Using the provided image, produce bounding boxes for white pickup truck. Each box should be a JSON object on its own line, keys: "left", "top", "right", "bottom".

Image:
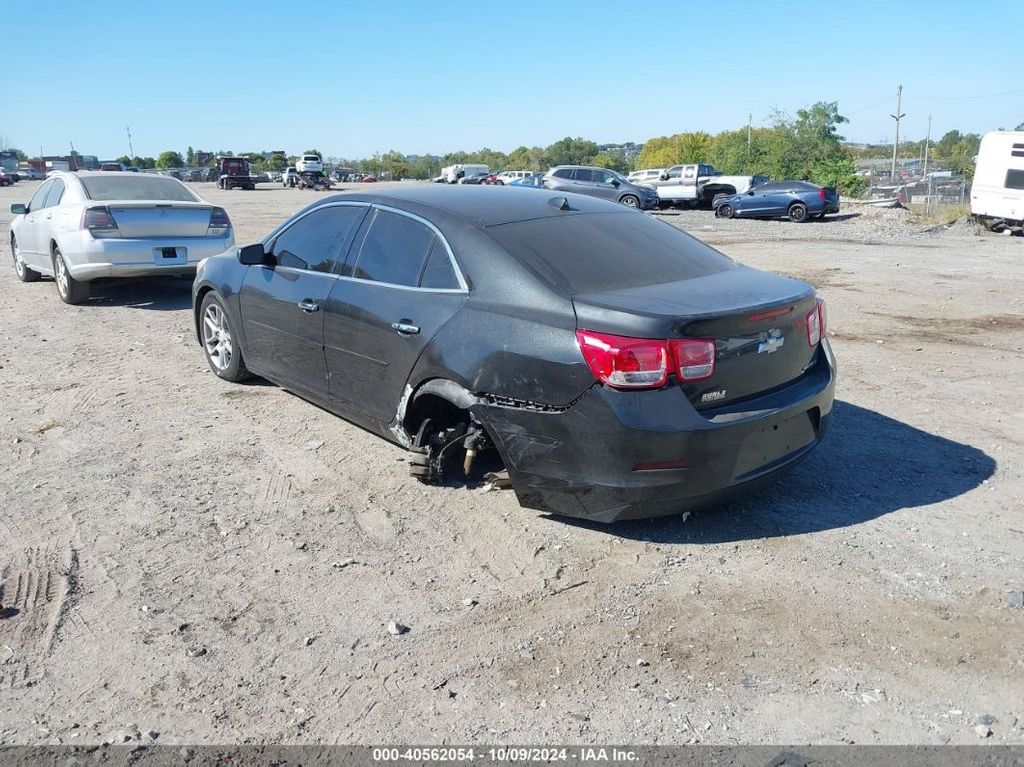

{"left": 654, "top": 163, "right": 767, "bottom": 207}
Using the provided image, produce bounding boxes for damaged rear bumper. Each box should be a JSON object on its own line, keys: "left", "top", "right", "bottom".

{"left": 476, "top": 343, "right": 836, "bottom": 524}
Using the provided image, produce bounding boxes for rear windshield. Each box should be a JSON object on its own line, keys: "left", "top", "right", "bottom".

{"left": 487, "top": 212, "right": 738, "bottom": 293}
{"left": 80, "top": 176, "right": 198, "bottom": 202}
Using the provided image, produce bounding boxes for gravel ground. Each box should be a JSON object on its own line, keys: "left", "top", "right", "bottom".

{"left": 0, "top": 181, "right": 1022, "bottom": 746}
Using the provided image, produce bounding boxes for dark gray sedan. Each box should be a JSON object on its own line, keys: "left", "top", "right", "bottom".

{"left": 714, "top": 181, "right": 840, "bottom": 222}
{"left": 192, "top": 186, "right": 834, "bottom": 523}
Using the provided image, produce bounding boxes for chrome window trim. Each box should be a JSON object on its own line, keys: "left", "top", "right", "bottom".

{"left": 259, "top": 200, "right": 469, "bottom": 293}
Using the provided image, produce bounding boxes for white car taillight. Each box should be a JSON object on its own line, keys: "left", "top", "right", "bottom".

{"left": 81, "top": 206, "right": 120, "bottom": 238}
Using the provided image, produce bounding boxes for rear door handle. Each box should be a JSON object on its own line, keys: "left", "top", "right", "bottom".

{"left": 391, "top": 321, "right": 420, "bottom": 335}
{"left": 297, "top": 300, "right": 319, "bottom": 312}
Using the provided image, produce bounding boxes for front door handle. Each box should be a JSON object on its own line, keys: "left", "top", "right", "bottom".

{"left": 297, "top": 300, "right": 319, "bottom": 312}
{"left": 391, "top": 320, "right": 420, "bottom": 335}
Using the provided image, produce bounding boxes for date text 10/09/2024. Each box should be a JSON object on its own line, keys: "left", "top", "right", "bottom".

{"left": 372, "top": 747, "right": 640, "bottom": 763}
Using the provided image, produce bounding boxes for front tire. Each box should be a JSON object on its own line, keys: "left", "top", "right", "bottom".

{"left": 11, "top": 236, "right": 40, "bottom": 282}
{"left": 788, "top": 203, "right": 809, "bottom": 223}
{"left": 620, "top": 194, "right": 640, "bottom": 208}
{"left": 717, "top": 203, "right": 734, "bottom": 219}
{"left": 53, "top": 248, "right": 88, "bottom": 304}
{"left": 200, "top": 292, "right": 250, "bottom": 382}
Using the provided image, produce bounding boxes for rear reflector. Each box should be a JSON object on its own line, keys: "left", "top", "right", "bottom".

{"left": 81, "top": 206, "right": 120, "bottom": 238}
{"left": 670, "top": 338, "right": 716, "bottom": 381}
{"left": 576, "top": 330, "right": 669, "bottom": 388}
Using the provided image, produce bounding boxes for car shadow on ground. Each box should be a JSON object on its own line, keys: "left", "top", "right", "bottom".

{"left": 80, "top": 276, "right": 193, "bottom": 311}
{"left": 554, "top": 400, "right": 996, "bottom": 544}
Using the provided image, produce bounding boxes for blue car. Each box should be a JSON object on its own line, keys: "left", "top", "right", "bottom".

{"left": 713, "top": 180, "right": 840, "bottom": 223}
{"left": 508, "top": 175, "right": 546, "bottom": 189}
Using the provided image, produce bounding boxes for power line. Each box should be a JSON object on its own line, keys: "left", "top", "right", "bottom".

{"left": 903, "top": 86, "right": 1024, "bottom": 101}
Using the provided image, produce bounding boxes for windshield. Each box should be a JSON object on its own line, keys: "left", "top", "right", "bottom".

{"left": 80, "top": 176, "right": 199, "bottom": 202}
{"left": 488, "top": 212, "right": 737, "bottom": 294}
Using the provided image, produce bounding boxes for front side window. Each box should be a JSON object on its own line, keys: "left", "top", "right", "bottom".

{"left": 353, "top": 210, "right": 435, "bottom": 287}
{"left": 272, "top": 205, "right": 366, "bottom": 273}
{"left": 28, "top": 180, "right": 53, "bottom": 211}
{"left": 553, "top": 169, "right": 572, "bottom": 179}
{"left": 43, "top": 180, "right": 65, "bottom": 208}
{"left": 667, "top": 166, "right": 682, "bottom": 179}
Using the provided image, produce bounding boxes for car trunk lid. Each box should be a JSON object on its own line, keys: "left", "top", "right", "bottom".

{"left": 572, "top": 268, "right": 820, "bottom": 409}
{"left": 103, "top": 201, "right": 213, "bottom": 238}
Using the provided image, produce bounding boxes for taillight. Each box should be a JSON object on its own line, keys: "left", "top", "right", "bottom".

{"left": 806, "top": 297, "right": 826, "bottom": 346}
{"left": 207, "top": 207, "right": 231, "bottom": 236}
{"left": 81, "top": 206, "right": 120, "bottom": 238}
{"left": 576, "top": 330, "right": 669, "bottom": 389}
{"left": 670, "top": 338, "right": 716, "bottom": 381}
{"left": 819, "top": 187, "right": 826, "bottom": 201}
{"left": 576, "top": 330, "right": 718, "bottom": 389}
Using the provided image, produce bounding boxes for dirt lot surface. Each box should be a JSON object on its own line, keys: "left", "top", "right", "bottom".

{"left": 1, "top": 181, "right": 1022, "bottom": 746}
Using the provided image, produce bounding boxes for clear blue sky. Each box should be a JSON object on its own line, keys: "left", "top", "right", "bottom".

{"left": 5, "top": 0, "right": 1022, "bottom": 160}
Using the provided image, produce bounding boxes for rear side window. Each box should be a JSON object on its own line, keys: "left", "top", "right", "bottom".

{"left": 572, "top": 169, "right": 594, "bottom": 182}
{"left": 1005, "top": 169, "right": 1024, "bottom": 190}
{"left": 488, "top": 212, "right": 738, "bottom": 293}
{"left": 272, "top": 205, "right": 366, "bottom": 273}
{"left": 80, "top": 176, "right": 198, "bottom": 202}
{"left": 353, "top": 210, "right": 435, "bottom": 287}
{"left": 43, "top": 179, "right": 65, "bottom": 207}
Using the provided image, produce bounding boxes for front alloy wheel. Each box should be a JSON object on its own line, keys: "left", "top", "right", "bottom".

{"left": 620, "top": 194, "right": 640, "bottom": 208}
{"left": 11, "top": 237, "right": 40, "bottom": 282}
{"left": 201, "top": 294, "right": 250, "bottom": 382}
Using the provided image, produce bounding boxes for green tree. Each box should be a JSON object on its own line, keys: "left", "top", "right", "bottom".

{"left": 156, "top": 151, "right": 184, "bottom": 168}
{"left": 133, "top": 156, "right": 157, "bottom": 169}
{"left": 931, "top": 130, "right": 981, "bottom": 180}
{"left": 186, "top": 146, "right": 195, "bottom": 165}
{"left": 590, "top": 152, "right": 629, "bottom": 174}
{"left": 470, "top": 147, "right": 508, "bottom": 171}
{"left": 115, "top": 155, "right": 133, "bottom": 166}
{"left": 380, "top": 150, "right": 409, "bottom": 180}
{"left": 544, "top": 136, "right": 599, "bottom": 167}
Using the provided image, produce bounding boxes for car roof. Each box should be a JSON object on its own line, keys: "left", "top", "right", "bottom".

{"left": 309, "top": 185, "right": 629, "bottom": 227}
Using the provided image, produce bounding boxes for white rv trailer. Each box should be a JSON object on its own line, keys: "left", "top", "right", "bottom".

{"left": 970, "top": 130, "right": 1024, "bottom": 227}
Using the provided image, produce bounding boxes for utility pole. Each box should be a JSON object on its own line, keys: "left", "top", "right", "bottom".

{"left": 126, "top": 125, "right": 134, "bottom": 158}
{"left": 922, "top": 113, "right": 931, "bottom": 180}
{"left": 890, "top": 84, "right": 905, "bottom": 182}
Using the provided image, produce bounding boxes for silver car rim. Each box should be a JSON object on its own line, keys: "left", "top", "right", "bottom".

{"left": 622, "top": 196, "right": 639, "bottom": 208}
{"left": 203, "top": 303, "right": 233, "bottom": 371}
{"left": 55, "top": 255, "right": 69, "bottom": 297}
{"left": 12, "top": 239, "right": 24, "bottom": 277}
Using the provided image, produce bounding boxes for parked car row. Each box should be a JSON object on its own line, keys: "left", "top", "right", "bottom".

{"left": 7, "top": 181, "right": 835, "bottom": 524}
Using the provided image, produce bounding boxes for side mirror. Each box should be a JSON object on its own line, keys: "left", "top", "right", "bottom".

{"left": 659, "top": 173, "right": 669, "bottom": 181}
{"left": 747, "top": 190, "right": 755, "bottom": 196}
{"left": 611, "top": 179, "right": 620, "bottom": 187}
{"left": 238, "top": 243, "right": 271, "bottom": 266}
{"left": 10, "top": 203, "right": 26, "bottom": 215}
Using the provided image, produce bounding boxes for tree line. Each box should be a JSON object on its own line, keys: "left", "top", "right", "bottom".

{"left": 7, "top": 102, "right": 1010, "bottom": 191}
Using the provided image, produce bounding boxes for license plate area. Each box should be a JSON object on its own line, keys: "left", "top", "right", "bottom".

{"left": 733, "top": 411, "right": 816, "bottom": 480}
{"left": 154, "top": 246, "right": 186, "bottom": 264}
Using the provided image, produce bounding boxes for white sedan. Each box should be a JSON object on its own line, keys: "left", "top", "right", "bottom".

{"left": 8, "top": 171, "right": 234, "bottom": 304}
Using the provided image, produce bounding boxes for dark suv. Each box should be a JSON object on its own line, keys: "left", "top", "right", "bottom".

{"left": 543, "top": 165, "right": 659, "bottom": 209}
